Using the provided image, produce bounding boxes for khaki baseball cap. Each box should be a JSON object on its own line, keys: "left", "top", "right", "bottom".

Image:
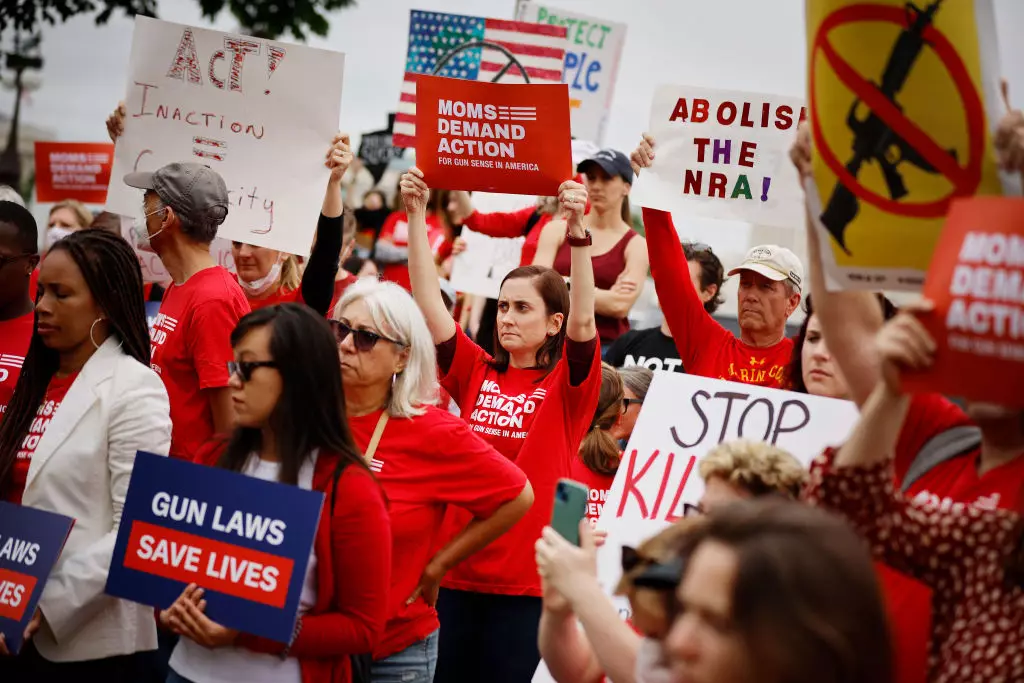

{"left": 124, "top": 162, "right": 229, "bottom": 227}
{"left": 727, "top": 245, "right": 804, "bottom": 291}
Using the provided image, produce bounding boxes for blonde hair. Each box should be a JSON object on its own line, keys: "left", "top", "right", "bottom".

{"left": 698, "top": 439, "right": 807, "bottom": 500}
{"left": 280, "top": 255, "right": 301, "bottom": 291}
{"left": 49, "top": 199, "right": 93, "bottom": 228}
{"left": 579, "top": 362, "right": 624, "bottom": 476}
{"left": 335, "top": 278, "right": 439, "bottom": 418}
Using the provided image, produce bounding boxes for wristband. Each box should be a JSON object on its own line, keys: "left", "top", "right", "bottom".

{"left": 566, "top": 229, "right": 592, "bottom": 247}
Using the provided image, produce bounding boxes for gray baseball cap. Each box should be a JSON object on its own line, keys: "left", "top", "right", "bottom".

{"left": 124, "top": 162, "right": 229, "bottom": 227}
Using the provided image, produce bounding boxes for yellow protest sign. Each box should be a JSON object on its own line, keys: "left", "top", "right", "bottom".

{"left": 806, "top": 0, "right": 1010, "bottom": 291}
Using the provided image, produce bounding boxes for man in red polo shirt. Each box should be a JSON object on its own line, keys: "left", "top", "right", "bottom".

{"left": 125, "top": 162, "right": 250, "bottom": 461}
{"left": 0, "top": 201, "right": 39, "bottom": 420}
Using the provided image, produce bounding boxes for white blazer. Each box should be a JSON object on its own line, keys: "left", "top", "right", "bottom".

{"left": 21, "top": 336, "right": 171, "bottom": 663}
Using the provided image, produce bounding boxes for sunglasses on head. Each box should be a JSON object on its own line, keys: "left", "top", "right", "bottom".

{"left": 330, "top": 319, "right": 406, "bottom": 353}
{"left": 227, "top": 360, "right": 278, "bottom": 382}
{"left": 621, "top": 545, "right": 685, "bottom": 590}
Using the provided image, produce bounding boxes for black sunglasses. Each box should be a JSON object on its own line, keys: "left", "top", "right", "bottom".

{"left": 682, "top": 502, "right": 704, "bottom": 518}
{"left": 330, "top": 319, "right": 406, "bottom": 353}
{"left": 622, "top": 398, "right": 643, "bottom": 411}
{"left": 0, "top": 252, "right": 33, "bottom": 269}
{"left": 228, "top": 360, "right": 278, "bottom": 382}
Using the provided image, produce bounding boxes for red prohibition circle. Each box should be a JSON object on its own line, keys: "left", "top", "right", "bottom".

{"left": 809, "top": 4, "right": 986, "bottom": 219}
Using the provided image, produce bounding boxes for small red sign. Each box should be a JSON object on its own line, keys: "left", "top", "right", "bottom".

{"left": 34, "top": 141, "right": 115, "bottom": 204}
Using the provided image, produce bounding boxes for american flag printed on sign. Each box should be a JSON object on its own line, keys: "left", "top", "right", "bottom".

{"left": 393, "top": 10, "right": 568, "bottom": 148}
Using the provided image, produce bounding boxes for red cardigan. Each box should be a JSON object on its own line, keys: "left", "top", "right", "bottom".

{"left": 197, "top": 444, "right": 392, "bottom": 683}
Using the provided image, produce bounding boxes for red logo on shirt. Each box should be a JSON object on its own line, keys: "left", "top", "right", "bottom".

{"left": 468, "top": 380, "right": 546, "bottom": 439}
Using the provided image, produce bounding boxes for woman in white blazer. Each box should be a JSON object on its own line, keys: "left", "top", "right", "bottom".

{"left": 0, "top": 229, "right": 171, "bottom": 681}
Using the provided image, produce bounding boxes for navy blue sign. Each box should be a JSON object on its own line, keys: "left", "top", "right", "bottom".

{"left": 106, "top": 452, "right": 325, "bottom": 643}
{"left": 0, "top": 501, "right": 74, "bottom": 654}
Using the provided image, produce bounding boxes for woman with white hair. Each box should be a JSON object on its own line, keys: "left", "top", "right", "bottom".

{"left": 332, "top": 278, "right": 534, "bottom": 683}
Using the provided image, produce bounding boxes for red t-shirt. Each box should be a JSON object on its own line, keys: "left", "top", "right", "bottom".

{"left": 328, "top": 273, "right": 359, "bottom": 318}
{"left": 150, "top": 267, "right": 250, "bottom": 461}
{"left": 0, "top": 311, "right": 35, "bottom": 419}
{"left": 642, "top": 208, "right": 792, "bottom": 388}
{"left": 244, "top": 285, "right": 302, "bottom": 312}
{"left": 349, "top": 406, "right": 527, "bottom": 659}
{"left": 463, "top": 207, "right": 552, "bottom": 267}
{"left": 569, "top": 458, "right": 617, "bottom": 528}
{"left": 7, "top": 371, "right": 78, "bottom": 504}
{"left": 378, "top": 212, "right": 447, "bottom": 291}
{"left": 438, "top": 326, "right": 602, "bottom": 596}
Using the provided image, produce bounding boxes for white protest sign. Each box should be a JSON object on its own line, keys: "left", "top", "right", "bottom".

{"left": 106, "top": 16, "right": 345, "bottom": 256}
{"left": 631, "top": 85, "right": 806, "bottom": 229}
{"left": 450, "top": 229, "right": 525, "bottom": 298}
{"left": 515, "top": 1, "right": 626, "bottom": 145}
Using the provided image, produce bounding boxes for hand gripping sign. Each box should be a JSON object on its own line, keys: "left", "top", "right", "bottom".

{"left": 806, "top": 0, "right": 1014, "bottom": 292}
{"left": 0, "top": 502, "right": 74, "bottom": 655}
{"left": 106, "top": 452, "right": 324, "bottom": 642}
{"left": 902, "top": 197, "right": 1024, "bottom": 406}
{"left": 415, "top": 75, "right": 572, "bottom": 196}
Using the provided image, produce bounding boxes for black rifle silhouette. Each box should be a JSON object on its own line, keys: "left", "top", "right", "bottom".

{"left": 820, "top": 0, "right": 956, "bottom": 254}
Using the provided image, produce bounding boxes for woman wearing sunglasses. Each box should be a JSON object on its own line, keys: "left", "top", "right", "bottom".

{"left": 161, "top": 303, "right": 391, "bottom": 683}
{"left": 403, "top": 167, "right": 602, "bottom": 683}
{"left": 330, "top": 278, "right": 534, "bottom": 683}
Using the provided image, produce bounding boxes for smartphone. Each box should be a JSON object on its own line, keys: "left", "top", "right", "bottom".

{"left": 551, "top": 478, "right": 589, "bottom": 546}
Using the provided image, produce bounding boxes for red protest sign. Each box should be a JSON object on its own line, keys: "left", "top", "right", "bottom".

{"left": 34, "top": 141, "right": 114, "bottom": 204}
{"left": 415, "top": 75, "right": 572, "bottom": 196}
{"left": 903, "top": 197, "right": 1024, "bottom": 406}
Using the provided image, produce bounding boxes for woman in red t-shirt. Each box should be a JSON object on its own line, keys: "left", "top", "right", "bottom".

{"left": 0, "top": 230, "right": 171, "bottom": 677}
{"left": 161, "top": 303, "right": 391, "bottom": 683}
{"left": 375, "top": 188, "right": 450, "bottom": 292}
{"left": 571, "top": 362, "right": 626, "bottom": 528}
{"left": 403, "top": 167, "right": 602, "bottom": 683}
{"left": 329, "top": 277, "right": 533, "bottom": 682}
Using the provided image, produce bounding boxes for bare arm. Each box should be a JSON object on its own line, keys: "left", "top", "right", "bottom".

{"left": 561, "top": 182, "right": 598, "bottom": 343}
{"left": 593, "top": 236, "right": 648, "bottom": 319}
{"left": 539, "top": 606, "right": 605, "bottom": 683}
{"left": 402, "top": 168, "right": 457, "bottom": 344}
{"left": 533, "top": 218, "right": 566, "bottom": 269}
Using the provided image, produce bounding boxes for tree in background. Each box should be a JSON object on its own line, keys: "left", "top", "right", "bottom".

{"left": 0, "top": 0, "right": 356, "bottom": 41}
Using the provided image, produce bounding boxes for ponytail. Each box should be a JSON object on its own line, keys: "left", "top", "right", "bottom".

{"left": 579, "top": 363, "right": 625, "bottom": 477}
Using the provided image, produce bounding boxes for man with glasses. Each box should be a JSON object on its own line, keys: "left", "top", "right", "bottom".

{"left": 0, "top": 201, "right": 40, "bottom": 417}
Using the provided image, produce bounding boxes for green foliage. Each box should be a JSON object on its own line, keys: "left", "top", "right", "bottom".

{"left": 631, "top": 209, "right": 645, "bottom": 237}
{"left": 1, "top": 0, "right": 356, "bottom": 41}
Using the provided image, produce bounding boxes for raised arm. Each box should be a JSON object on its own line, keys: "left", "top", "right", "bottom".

{"left": 791, "top": 123, "right": 886, "bottom": 406}
{"left": 301, "top": 133, "right": 351, "bottom": 316}
{"left": 403, "top": 168, "right": 457, "bottom": 344}
{"left": 561, "top": 180, "right": 598, "bottom": 343}
{"left": 593, "top": 236, "right": 648, "bottom": 320}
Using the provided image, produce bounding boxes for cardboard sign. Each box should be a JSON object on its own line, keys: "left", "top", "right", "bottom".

{"left": 105, "top": 16, "right": 346, "bottom": 256}
{"left": 806, "top": 0, "right": 1016, "bottom": 291}
{"left": 415, "top": 75, "right": 572, "bottom": 195}
{"left": 34, "top": 142, "right": 114, "bottom": 204}
{"left": 118, "top": 214, "right": 235, "bottom": 283}
{"left": 902, "top": 197, "right": 1024, "bottom": 405}
{"left": 358, "top": 114, "right": 404, "bottom": 185}
{"left": 630, "top": 85, "right": 807, "bottom": 229}
{"left": 106, "top": 452, "right": 325, "bottom": 643}
{"left": 514, "top": 2, "right": 626, "bottom": 145}
{"left": 0, "top": 502, "right": 74, "bottom": 654}
{"left": 450, "top": 228, "right": 525, "bottom": 298}
{"left": 393, "top": 10, "right": 567, "bottom": 148}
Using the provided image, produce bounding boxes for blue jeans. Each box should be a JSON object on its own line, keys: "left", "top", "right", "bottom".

{"left": 371, "top": 629, "right": 439, "bottom": 683}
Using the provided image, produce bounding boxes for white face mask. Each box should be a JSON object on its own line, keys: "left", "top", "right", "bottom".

{"left": 635, "top": 638, "right": 675, "bottom": 683}
{"left": 46, "top": 226, "right": 74, "bottom": 248}
{"left": 133, "top": 205, "right": 167, "bottom": 253}
{"left": 238, "top": 258, "right": 284, "bottom": 297}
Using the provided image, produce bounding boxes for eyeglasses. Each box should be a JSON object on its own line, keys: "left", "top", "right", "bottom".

{"left": 682, "top": 502, "right": 704, "bottom": 518}
{"left": 622, "top": 397, "right": 643, "bottom": 411}
{"left": 0, "top": 252, "right": 32, "bottom": 269}
{"left": 228, "top": 360, "right": 278, "bottom": 382}
{"left": 330, "top": 319, "right": 407, "bottom": 353}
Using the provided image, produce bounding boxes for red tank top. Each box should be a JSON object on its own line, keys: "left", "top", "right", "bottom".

{"left": 553, "top": 229, "right": 637, "bottom": 344}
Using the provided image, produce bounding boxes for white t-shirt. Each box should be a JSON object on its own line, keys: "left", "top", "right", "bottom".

{"left": 169, "top": 452, "right": 319, "bottom": 683}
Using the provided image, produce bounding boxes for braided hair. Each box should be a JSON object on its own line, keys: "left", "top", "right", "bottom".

{"left": 0, "top": 229, "right": 150, "bottom": 497}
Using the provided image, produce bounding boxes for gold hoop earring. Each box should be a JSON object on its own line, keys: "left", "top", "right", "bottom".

{"left": 89, "top": 318, "right": 123, "bottom": 351}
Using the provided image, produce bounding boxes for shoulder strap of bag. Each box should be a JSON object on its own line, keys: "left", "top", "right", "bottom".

{"left": 901, "top": 425, "right": 982, "bottom": 493}
{"left": 331, "top": 412, "right": 389, "bottom": 511}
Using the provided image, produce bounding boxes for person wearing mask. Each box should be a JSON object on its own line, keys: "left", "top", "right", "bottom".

{"left": 610, "top": 367, "right": 652, "bottom": 448}
{"left": 605, "top": 242, "right": 725, "bottom": 374}
{"left": 45, "top": 199, "right": 94, "bottom": 248}
{"left": 805, "top": 310, "right": 1023, "bottom": 682}
{"left": 571, "top": 362, "right": 625, "bottom": 527}
{"left": 534, "top": 150, "right": 649, "bottom": 350}
{"left": 664, "top": 499, "right": 893, "bottom": 683}
{"left": 355, "top": 189, "right": 393, "bottom": 252}
{"left": 122, "top": 162, "right": 250, "bottom": 462}
{"left": 332, "top": 278, "right": 534, "bottom": 682}
{"left": 404, "top": 167, "right": 602, "bottom": 683}
{"left": 0, "top": 230, "right": 171, "bottom": 678}
{"left": 0, "top": 202, "right": 39, "bottom": 417}
{"left": 631, "top": 136, "right": 803, "bottom": 388}
{"left": 535, "top": 439, "right": 807, "bottom": 683}
{"left": 161, "top": 303, "right": 391, "bottom": 683}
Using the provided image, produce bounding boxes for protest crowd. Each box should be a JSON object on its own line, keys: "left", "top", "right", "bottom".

{"left": 0, "top": 3, "right": 1022, "bottom": 683}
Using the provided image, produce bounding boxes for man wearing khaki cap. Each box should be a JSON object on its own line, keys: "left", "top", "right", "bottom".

{"left": 125, "top": 162, "right": 250, "bottom": 463}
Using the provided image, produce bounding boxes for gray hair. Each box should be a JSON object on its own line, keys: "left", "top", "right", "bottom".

{"left": 618, "top": 366, "right": 653, "bottom": 401}
{"left": 0, "top": 185, "right": 25, "bottom": 207}
{"left": 335, "top": 278, "right": 439, "bottom": 418}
